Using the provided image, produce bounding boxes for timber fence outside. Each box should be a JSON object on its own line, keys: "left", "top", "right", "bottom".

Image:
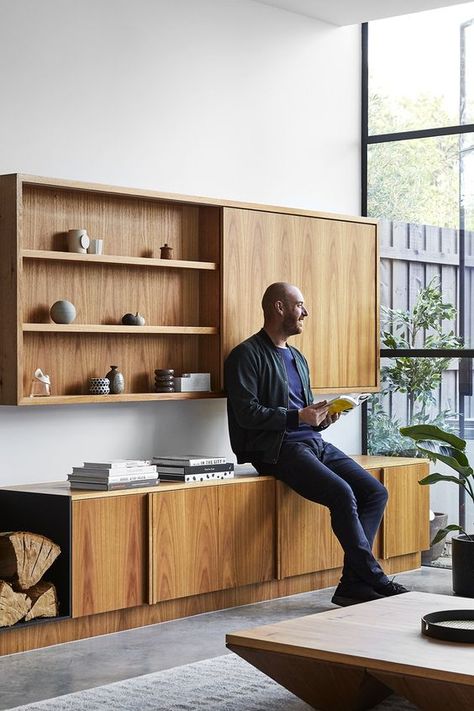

{"left": 378, "top": 219, "right": 474, "bottom": 429}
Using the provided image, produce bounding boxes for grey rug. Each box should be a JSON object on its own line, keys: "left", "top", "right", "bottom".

{"left": 9, "top": 653, "right": 416, "bottom": 710}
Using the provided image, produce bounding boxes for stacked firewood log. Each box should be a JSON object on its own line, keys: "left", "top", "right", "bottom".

{"left": 0, "top": 532, "right": 61, "bottom": 626}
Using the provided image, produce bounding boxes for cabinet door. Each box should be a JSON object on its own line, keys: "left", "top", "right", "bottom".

{"left": 276, "top": 481, "right": 344, "bottom": 578}
{"left": 150, "top": 481, "right": 275, "bottom": 603}
{"left": 72, "top": 495, "right": 148, "bottom": 617}
{"left": 150, "top": 487, "right": 220, "bottom": 603}
{"left": 219, "top": 480, "right": 274, "bottom": 589}
{"left": 222, "top": 208, "right": 379, "bottom": 390}
{"left": 276, "top": 469, "right": 382, "bottom": 578}
{"left": 381, "top": 463, "right": 430, "bottom": 558}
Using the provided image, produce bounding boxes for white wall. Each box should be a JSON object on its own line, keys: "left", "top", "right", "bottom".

{"left": 0, "top": 0, "right": 361, "bottom": 485}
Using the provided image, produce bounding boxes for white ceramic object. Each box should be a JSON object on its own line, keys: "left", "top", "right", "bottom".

{"left": 88, "top": 239, "right": 103, "bottom": 254}
{"left": 67, "top": 229, "right": 90, "bottom": 253}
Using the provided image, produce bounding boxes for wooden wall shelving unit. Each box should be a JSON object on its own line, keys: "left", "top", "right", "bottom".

{"left": 0, "top": 173, "right": 379, "bottom": 405}
{"left": 0, "top": 174, "right": 221, "bottom": 405}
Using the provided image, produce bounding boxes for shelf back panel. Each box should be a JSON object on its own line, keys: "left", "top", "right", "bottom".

{"left": 22, "top": 333, "right": 220, "bottom": 397}
{"left": 22, "top": 261, "right": 219, "bottom": 328}
{"left": 22, "top": 184, "right": 220, "bottom": 262}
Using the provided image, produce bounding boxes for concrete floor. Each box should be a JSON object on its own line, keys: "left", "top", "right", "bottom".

{"left": 0, "top": 566, "right": 453, "bottom": 710}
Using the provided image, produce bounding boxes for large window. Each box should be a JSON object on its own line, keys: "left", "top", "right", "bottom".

{"left": 362, "top": 5, "right": 474, "bottom": 540}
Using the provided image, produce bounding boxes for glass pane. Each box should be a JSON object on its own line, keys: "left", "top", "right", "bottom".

{"left": 461, "top": 133, "right": 474, "bottom": 231}
{"left": 368, "top": 357, "right": 474, "bottom": 566}
{"left": 377, "top": 220, "right": 465, "bottom": 346}
{"left": 368, "top": 4, "right": 474, "bottom": 135}
{"left": 367, "top": 358, "right": 459, "bottom": 565}
{"left": 367, "top": 134, "right": 474, "bottom": 228}
{"left": 463, "top": 18, "right": 474, "bottom": 126}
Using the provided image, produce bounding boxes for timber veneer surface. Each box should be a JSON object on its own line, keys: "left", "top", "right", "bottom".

{"left": 0, "top": 173, "right": 379, "bottom": 404}
{"left": 0, "top": 459, "right": 427, "bottom": 655}
{"left": 227, "top": 591, "right": 474, "bottom": 711}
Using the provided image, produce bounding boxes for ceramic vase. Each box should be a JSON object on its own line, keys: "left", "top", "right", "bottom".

{"left": 105, "top": 365, "right": 125, "bottom": 394}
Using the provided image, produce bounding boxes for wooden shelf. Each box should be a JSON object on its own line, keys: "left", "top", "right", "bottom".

{"left": 23, "top": 324, "right": 218, "bottom": 335}
{"left": 20, "top": 391, "right": 222, "bottom": 406}
{"left": 22, "top": 249, "right": 218, "bottom": 271}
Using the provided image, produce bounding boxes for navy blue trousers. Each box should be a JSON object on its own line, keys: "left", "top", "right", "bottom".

{"left": 253, "top": 438, "right": 390, "bottom": 589}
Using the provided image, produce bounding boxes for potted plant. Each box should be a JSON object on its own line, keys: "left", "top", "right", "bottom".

{"left": 400, "top": 423, "right": 474, "bottom": 596}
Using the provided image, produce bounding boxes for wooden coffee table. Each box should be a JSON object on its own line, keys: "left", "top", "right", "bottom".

{"left": 226, "top": 592, "right": 474, "bottom": 711}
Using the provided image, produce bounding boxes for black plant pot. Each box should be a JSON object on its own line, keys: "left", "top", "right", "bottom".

{"left": 452, "top": 534, "right": 474, "bottom": 597}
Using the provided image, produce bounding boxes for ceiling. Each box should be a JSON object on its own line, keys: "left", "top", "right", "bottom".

{"left": 251, "top": 0, "right": 473, "bottom": 25}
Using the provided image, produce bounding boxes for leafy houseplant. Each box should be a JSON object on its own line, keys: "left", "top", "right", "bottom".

{"left": 368, "top": 276, "right": 461, "bottom": 456}
{"left": 400, "top": 423, "right": 474, "bottom": 597}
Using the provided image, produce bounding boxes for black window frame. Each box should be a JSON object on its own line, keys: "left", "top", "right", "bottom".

{"left": 361, "top": 21, "right": 474, "bottom": 528}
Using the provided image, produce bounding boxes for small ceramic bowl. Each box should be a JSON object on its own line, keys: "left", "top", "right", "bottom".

{"left": 89, "top": 377, "right": 110, "bottom": 395}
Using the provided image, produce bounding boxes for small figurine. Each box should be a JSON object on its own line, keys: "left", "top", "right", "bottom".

{"left": 30, "top": 368, "right": 51, "bottom": 397}
{"left": 160, "top": 243, "right": 173, "bottom": 259}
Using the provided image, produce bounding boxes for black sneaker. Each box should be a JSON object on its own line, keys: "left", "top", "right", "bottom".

{"left": 331, "top": 583, "right": 385, "bottom": 607}
{"left": 375, "top": 580, "right": 409, "bottom": 596}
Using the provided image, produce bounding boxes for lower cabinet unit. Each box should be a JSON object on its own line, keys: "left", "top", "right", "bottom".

{"left": 277, "top": 480, "right": 344, "bottom": 579}
{"left": 72, "top": 494, "right": 148, "bottom": 617}
{"left": 0, "top": 457, "right": 429, "bottom": 655}
{"left": 218, "top": 479, "right": 274, "bottom": 590}
{"left": 150, "top": 487, "right": 220, "bottom": 602}
{"left": 150, "top": 479, "right": 275, "bottom": 603}
{"left": 276, "top": 458, "right": 429, "bottom": 578}
{"left": 381, "top": 463, "right": 431, "bottom": 559}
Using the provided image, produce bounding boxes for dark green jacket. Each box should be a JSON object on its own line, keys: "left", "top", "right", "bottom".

{"left": 224, "top": 329, "right": 314, "bottom": 464}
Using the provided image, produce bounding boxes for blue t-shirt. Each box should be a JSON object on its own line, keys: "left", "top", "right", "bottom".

{"left": 277, "top": 347, "right": 319, "bottom": 443}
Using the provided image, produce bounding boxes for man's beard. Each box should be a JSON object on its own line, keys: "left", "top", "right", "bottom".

{"left": 282, "top": 314, "right": 302, "bottom": 337}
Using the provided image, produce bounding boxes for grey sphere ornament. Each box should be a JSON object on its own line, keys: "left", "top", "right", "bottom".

{"left": 50, "top": 300, "right": 77, "bottom": 324}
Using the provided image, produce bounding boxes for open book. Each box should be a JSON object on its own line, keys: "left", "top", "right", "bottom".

{"left": 327, "top": 393, "right": 371, "bottom": 416}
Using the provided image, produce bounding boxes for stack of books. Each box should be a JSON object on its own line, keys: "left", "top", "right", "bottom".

{"left": 68, "top": 459, "right": 159, "bottom": 490}
{"left": 152, "top": 455, "right": 234, "bottom": 483}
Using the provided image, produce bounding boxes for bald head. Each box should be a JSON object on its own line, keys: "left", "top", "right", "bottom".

{"left": 261, "top": 282, "right": 297, "bottom": 317}
{"left": 261, "top": 283, "right": 308, "bottom": 344}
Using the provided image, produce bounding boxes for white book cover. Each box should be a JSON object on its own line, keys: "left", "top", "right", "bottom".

{"left": 69, "top": 478, "right": 160, "bottom": 490}
{"left": 69, "top": 470, "right": 158, "bottom": 483}
{"left": 81, "top": 459, "right": 151, "bottom": 469}
{"left": 153, "top": 455, "right": 227, "bottom": 466}
{"left": 72, "top": 465, "right": 157, "bottom": 478}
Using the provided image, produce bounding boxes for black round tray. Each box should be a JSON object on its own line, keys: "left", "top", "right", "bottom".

{"left": 422, "top": 610, "right": 474, "bottom": 643}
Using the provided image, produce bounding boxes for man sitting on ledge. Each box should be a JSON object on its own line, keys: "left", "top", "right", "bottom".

{"left": 224, "top": 282, "right": 408, "bottom": 607}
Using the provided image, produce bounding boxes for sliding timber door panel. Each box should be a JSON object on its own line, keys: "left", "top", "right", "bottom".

{"left": 222, "top": 208, "right": 379, "bottom": 390}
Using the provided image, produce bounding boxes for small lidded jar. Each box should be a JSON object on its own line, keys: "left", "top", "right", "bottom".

{"left": 160, "top": 243, "right": 173, "bottom": 259}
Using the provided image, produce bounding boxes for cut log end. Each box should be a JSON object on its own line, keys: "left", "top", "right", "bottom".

{"left": 0, "top": 531, "right": 61, "bottom": 590}
{"left": 0, "top": 580, "right": 31, "bottom": 627}
{"left": 24, "top": 581, "right": 58, "bottom": 621}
